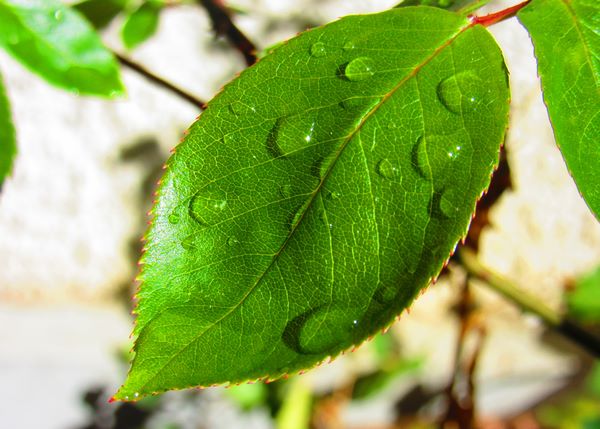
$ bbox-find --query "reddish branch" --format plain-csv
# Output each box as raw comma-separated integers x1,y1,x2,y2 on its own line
197,0,257,66
469,0,531,27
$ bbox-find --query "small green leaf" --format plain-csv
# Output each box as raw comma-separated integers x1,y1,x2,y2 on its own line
518,0,600,220
567,265,600,323
116,6,509,400
73,0,129,30
0,0,124,96
121,1,162,50
0,69,16,187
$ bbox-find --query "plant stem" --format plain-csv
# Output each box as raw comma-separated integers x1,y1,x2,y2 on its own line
468,0,531,26
196,0,257,66
115,52,206,109
459,247,600,358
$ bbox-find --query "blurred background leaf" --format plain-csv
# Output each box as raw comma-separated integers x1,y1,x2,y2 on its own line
121,1,164,50
0,0,124,96
0,69,15,187
73,0,130,30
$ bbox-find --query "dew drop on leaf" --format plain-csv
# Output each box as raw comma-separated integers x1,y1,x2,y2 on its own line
439,188,461,217
268,113,316,157
437,71,485,114
229,101,250,116
189,193,227,226
344,57,375,81
339,97,362,110
181,234,196,250
375,158,398,179
279,184,293,199
310,42,327,57
285,307,353,354
342,40,355,51
326,190,341,200
227,236,240,246
168,210,180,224
412,134,464,180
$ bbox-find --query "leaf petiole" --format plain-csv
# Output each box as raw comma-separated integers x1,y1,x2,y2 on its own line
468,0,531,26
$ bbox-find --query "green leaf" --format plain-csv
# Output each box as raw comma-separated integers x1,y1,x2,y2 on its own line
517,0,600,220
73,0,129,30
0,69,16,187
0,0,124,96
116,6,509,400
121,1,162,50
567,265,600,323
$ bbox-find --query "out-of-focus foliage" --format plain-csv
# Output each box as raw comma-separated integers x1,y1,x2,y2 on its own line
0,0,124,96
73,0,130,29
121,1,164,50
567,265,600,323
0,70,15,186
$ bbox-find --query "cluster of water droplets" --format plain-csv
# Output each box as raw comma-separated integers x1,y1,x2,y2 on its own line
174,37,485,252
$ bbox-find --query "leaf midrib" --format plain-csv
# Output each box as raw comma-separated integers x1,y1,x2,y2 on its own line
136,17,474,392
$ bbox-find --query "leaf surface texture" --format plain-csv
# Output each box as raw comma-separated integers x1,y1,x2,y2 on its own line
518,0,600,219
117,6,509,399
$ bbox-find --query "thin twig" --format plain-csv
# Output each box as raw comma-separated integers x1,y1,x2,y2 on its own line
115,52,206,109
197,0,257,66
459,247,600,358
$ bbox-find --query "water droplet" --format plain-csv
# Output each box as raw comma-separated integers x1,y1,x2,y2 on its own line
133,392,140,398
318,210,333,231
189,192,227,226
437,72,485,114
228,101,251,116
181,234,196,250
344,57,375,82
290,199,311,230
222,134,234,145
168,210,180,224
54,10,63,21
268,113,316,157
227,236,240,246
279,184,293,199
326,190,341,200
412,134,464,180
310,42,326,57
439,188,461,217
283,307,354,354
376,158,398,179
339,97,363,110
373,283,398,304
342,40,355,51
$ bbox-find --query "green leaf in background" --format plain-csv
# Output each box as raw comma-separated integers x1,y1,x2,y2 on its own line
0,0,124,96
115,6,509,400
517,0,600,220
74,0,129,30
0,69,16,187
567,265,600,323
121,1,162,50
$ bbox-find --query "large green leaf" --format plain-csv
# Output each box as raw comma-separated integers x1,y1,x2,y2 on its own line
0,0,123,96
0,69,16,187
116,6,509,400
517,0,600,219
